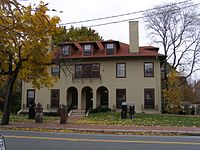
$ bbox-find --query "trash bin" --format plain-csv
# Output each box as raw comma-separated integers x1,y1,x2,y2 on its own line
129,102,135,119
121,102,127,119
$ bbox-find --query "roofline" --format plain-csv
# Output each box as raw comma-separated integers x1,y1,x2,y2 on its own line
55,54,166,62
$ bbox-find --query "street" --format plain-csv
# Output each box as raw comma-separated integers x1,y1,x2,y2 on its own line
1,130,200,150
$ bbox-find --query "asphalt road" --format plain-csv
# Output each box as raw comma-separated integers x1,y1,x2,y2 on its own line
1,130,200,150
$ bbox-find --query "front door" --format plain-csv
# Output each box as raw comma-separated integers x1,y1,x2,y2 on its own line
86,90,93,110
100,90,108,108
72,89,78,109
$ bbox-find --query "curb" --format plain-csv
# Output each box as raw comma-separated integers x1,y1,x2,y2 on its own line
1,126,200,136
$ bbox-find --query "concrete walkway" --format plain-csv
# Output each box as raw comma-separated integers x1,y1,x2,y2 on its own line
1,117,200,136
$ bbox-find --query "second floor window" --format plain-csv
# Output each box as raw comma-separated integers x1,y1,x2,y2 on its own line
116,63,126,78
51,65,60,77
83,44,92,56
75,64,100,78
144,62,154,77
62,45,70,55
106,43,115,55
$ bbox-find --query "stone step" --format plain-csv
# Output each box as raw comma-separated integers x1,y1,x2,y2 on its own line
70,110,86,117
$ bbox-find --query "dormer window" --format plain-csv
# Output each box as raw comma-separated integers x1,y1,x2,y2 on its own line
106,43,115,55
83,44,92,56
62,45,70,55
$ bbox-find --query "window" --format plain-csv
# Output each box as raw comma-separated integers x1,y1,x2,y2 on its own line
83,44,92,56
50,89,60,108
116,63,126,78
27,89,35,107
62,45,70,55
116,89,126,108
106,43,115,55
75,65,82,78
144,88,155,109
75,64,100,78
51,65,60,77
144,62,154,77
91,64,100,78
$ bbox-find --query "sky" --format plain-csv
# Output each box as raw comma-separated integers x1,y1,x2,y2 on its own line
19,0,200,80
19,0,198,45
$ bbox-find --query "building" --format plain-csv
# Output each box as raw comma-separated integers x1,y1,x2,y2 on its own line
21,21,165,113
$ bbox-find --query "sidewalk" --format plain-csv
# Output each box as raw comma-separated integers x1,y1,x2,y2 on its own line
1,117,200,136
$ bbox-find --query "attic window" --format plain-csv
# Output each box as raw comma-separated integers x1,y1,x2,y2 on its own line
51,65,60,77
62,45,70,55
83,44,92,56
106,43,115,55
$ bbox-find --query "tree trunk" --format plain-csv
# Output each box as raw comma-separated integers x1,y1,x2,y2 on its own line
1,76,17,125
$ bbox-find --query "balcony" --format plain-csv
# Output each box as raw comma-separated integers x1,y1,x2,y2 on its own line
72,73,102,83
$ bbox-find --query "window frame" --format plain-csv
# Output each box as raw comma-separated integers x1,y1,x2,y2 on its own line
50,89,60,108
62,45,70,55
75,63,100,78
144,88,155,109
106,43,115,55
116,89,126,109
51,65,60,78
83,44,92,56
144,62,154,77
27,89,35,107
116,63,126,78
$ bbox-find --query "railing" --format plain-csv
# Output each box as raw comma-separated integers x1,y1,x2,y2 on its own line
72,73,102,83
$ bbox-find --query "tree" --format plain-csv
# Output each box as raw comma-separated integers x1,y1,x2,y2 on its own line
0,0,60,125
194,80,200,103
144,2,200,83
162,70,182,114
163,70,196,114
52,26,103,46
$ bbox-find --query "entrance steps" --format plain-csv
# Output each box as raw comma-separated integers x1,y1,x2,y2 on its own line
69,109,86,117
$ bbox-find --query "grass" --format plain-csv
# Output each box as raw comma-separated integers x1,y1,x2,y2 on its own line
75,112,200,127
1,111,200,127
0,112,59,123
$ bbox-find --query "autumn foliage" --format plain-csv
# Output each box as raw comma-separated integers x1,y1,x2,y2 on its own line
0,0,60,124
162,70,196,114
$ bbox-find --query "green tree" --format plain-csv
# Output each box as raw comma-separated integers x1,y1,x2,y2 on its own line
0,0,60,125
52,26,103,46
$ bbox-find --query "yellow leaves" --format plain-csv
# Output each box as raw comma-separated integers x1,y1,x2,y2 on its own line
0,0,62,89
162,70,195,114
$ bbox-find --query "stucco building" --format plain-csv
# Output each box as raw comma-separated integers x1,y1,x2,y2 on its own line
21,21,165,113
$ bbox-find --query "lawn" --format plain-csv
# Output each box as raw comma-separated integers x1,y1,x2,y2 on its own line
1,112,200,127
75,112,200,127
0,112,59,123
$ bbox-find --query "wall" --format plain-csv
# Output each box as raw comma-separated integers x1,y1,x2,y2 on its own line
22,57,161,113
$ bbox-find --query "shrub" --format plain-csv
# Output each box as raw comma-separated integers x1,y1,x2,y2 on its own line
89,107,111,113
196,104,200,115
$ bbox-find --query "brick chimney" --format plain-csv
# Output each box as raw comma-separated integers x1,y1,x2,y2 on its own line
129,21,139,53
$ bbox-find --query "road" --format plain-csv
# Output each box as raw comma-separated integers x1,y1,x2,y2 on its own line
1,130,200,150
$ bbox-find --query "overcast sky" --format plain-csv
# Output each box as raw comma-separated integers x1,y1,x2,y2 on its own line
20,0,200,80
20,0,198,45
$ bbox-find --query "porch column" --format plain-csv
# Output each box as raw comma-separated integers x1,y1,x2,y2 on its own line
78,88,82,109
93,89,97,109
